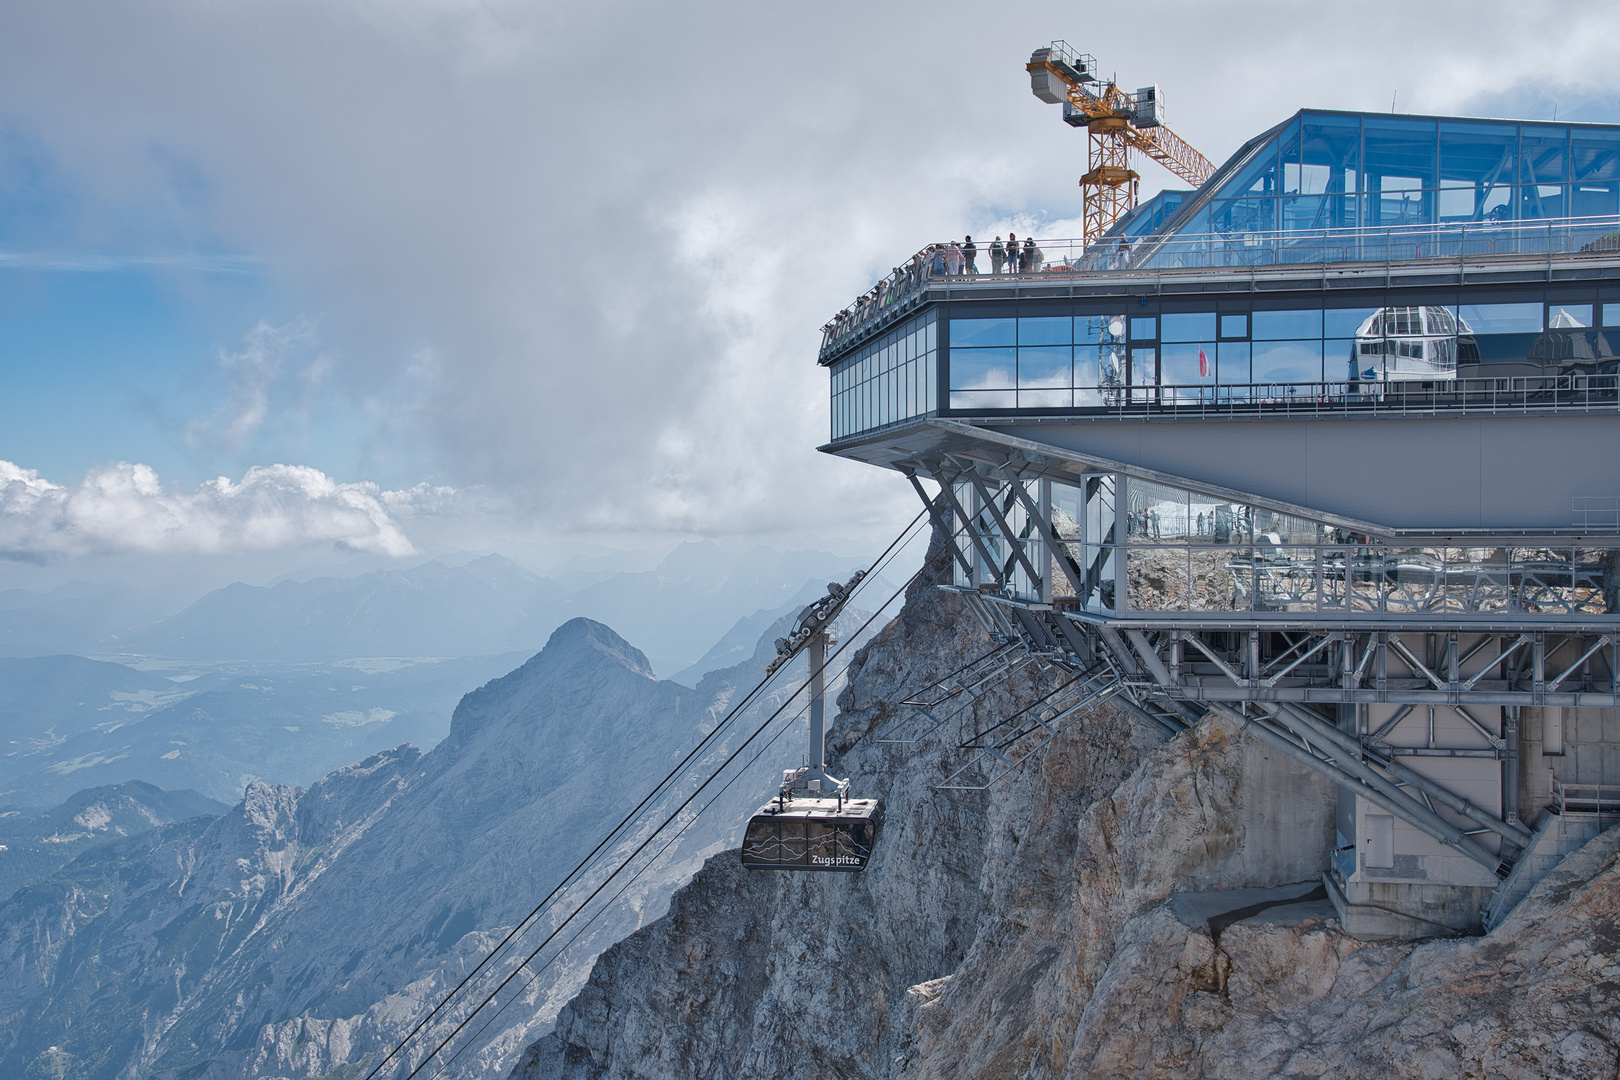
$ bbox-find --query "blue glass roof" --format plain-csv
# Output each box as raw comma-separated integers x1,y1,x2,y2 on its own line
1138,109,1620,255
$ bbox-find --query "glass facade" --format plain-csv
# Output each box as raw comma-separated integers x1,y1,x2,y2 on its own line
948,311,1128,408
944,292,1619,410
1162,111,1620,245
829,311,936,440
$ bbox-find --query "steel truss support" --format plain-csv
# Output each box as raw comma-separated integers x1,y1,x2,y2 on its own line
906,457,1613,881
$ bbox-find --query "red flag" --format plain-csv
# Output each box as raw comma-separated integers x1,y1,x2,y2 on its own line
1198,348,1209,377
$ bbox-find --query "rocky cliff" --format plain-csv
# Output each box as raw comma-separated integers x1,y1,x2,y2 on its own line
515,534,1620,1080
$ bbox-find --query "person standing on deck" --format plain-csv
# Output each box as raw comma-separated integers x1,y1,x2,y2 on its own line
990,237,1005,275
963,236,978,275
1007,233,1019,272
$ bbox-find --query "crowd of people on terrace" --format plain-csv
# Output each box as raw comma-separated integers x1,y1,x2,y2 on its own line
822,234,1139,344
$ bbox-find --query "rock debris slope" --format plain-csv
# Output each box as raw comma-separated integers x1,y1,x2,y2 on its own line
0,616,820,1080
516,531,1620,1080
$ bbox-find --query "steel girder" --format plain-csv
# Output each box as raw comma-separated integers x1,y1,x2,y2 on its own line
897,459,1616,879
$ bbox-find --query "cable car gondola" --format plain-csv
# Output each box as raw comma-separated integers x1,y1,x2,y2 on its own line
741,769,883,872
741,574,883,873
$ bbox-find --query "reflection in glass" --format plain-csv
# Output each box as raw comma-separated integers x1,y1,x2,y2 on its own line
1220,314,1248,339
1017,346,1072,387
1130,316,1157,340
950,347,1015,390
1253,309,1324,339
1162,312,1217,342
949,390,1015,409
1352,306,1463,382
1218,342,1251,386
1129,349,1157,403
1324,307,1380,338
1159,341,1211,395
1459,302,1542,334
1018,316,1072,346
952,317,1016,347
1549,305,1593,329
1252,340,1324,383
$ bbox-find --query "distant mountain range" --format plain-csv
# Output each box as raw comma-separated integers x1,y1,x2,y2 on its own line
0,542,870,677
0,611,865,1079
0,652,528,805
0,779,226,900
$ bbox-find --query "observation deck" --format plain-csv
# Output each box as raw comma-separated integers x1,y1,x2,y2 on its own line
821,108,1620,938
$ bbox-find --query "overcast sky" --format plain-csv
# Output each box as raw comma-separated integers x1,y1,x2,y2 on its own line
1,0,1618,587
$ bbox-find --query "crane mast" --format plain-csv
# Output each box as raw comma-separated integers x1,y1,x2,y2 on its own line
1026,42,1215,245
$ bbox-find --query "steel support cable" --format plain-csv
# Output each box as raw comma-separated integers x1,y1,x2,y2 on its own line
363,507,929,1080
430,553,946,1075
426,668,837,1079
400,563,927,1080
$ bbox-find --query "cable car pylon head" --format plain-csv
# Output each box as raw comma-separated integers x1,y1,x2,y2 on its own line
742,572,883,872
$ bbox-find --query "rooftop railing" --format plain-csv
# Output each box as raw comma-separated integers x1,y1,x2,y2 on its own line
820,215,1620,361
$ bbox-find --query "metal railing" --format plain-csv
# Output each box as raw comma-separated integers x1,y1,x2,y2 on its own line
819,215,1620,360
1018,374,1620,420
1551,774,1620,815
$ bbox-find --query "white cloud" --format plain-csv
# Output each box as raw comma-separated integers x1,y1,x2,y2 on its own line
0,0,1617,559
186,321,330,451
0,460,443,560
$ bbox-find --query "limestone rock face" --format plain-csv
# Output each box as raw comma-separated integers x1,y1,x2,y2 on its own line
514,536,1620,1080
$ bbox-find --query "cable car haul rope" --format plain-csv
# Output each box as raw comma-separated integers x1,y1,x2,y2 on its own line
362,507,930,1080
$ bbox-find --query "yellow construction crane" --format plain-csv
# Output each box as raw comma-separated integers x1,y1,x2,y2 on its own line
1027,42,1215,245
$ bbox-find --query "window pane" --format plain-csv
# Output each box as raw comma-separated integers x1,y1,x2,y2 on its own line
1572,132,1620,216
1439,120,1517,223
1252,340,1324,383
1210,196,1276,234
1323,307,1380,337
951,317,1015,347
1018,316,1072,346
1325,339,1357,380
1128,349,1157,387
1253,309,1323,339
1216,341,1250,384
1548,304,1593,328
1520,127,1569,185
1574,131,1620,183
1077,313,1128,345
1018,346,1073,387
1220,314,1248,338
1572,182,1619,218
1300,112,1360,195
1604,304,1620,329
1161,312,1217,342
1365,116,1437,184
1280,196,1329,232
1459,303,1542,334
1365,116,1436,225
1078,344,1125,390
950,390,1015,409
1130,316,1157,340
1019,388,1072,408
1160,341,1213,388
949,347,1016,390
